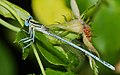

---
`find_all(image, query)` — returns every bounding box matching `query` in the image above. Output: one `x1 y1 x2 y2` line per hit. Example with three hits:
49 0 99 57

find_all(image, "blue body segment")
48 33 115 70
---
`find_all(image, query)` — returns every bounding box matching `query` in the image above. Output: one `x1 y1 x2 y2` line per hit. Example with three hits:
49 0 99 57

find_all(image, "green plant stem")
0 18 20 32
0 0 23 27
32 44 46 75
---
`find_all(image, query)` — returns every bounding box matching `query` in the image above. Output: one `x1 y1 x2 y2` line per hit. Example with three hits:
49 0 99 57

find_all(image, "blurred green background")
0 38 17 75
0 0 120 75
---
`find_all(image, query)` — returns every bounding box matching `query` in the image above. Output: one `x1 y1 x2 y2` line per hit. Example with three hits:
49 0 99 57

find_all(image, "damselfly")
19 16 115 71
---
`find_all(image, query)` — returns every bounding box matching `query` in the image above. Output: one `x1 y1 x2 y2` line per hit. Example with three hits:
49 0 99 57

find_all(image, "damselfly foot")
19 37 34 51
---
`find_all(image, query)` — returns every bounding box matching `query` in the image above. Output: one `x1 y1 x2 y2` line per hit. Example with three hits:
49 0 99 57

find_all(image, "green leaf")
76 0 98 13
0 0 30 26
45 68 75 75
36 32 68 66
5 1 30 20
66 0 98 14
14 30 25 43
0 5 14 19
61 44 85 73
0 0 30 20
81 0 103 24
0 18 20 32
67 51 79 69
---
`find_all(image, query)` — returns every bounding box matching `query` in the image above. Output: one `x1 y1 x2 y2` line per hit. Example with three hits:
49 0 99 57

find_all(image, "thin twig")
32 44 46 75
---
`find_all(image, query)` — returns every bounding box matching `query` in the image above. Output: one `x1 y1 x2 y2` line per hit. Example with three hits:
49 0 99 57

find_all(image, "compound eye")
25 20 29 26
24 16 33 26
28 16 33 20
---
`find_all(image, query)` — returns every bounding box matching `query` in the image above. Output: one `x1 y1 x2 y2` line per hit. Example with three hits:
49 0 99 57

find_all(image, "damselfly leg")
19 26 35 50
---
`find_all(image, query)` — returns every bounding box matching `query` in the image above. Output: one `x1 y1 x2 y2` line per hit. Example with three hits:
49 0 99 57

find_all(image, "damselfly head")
24 16 33 26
